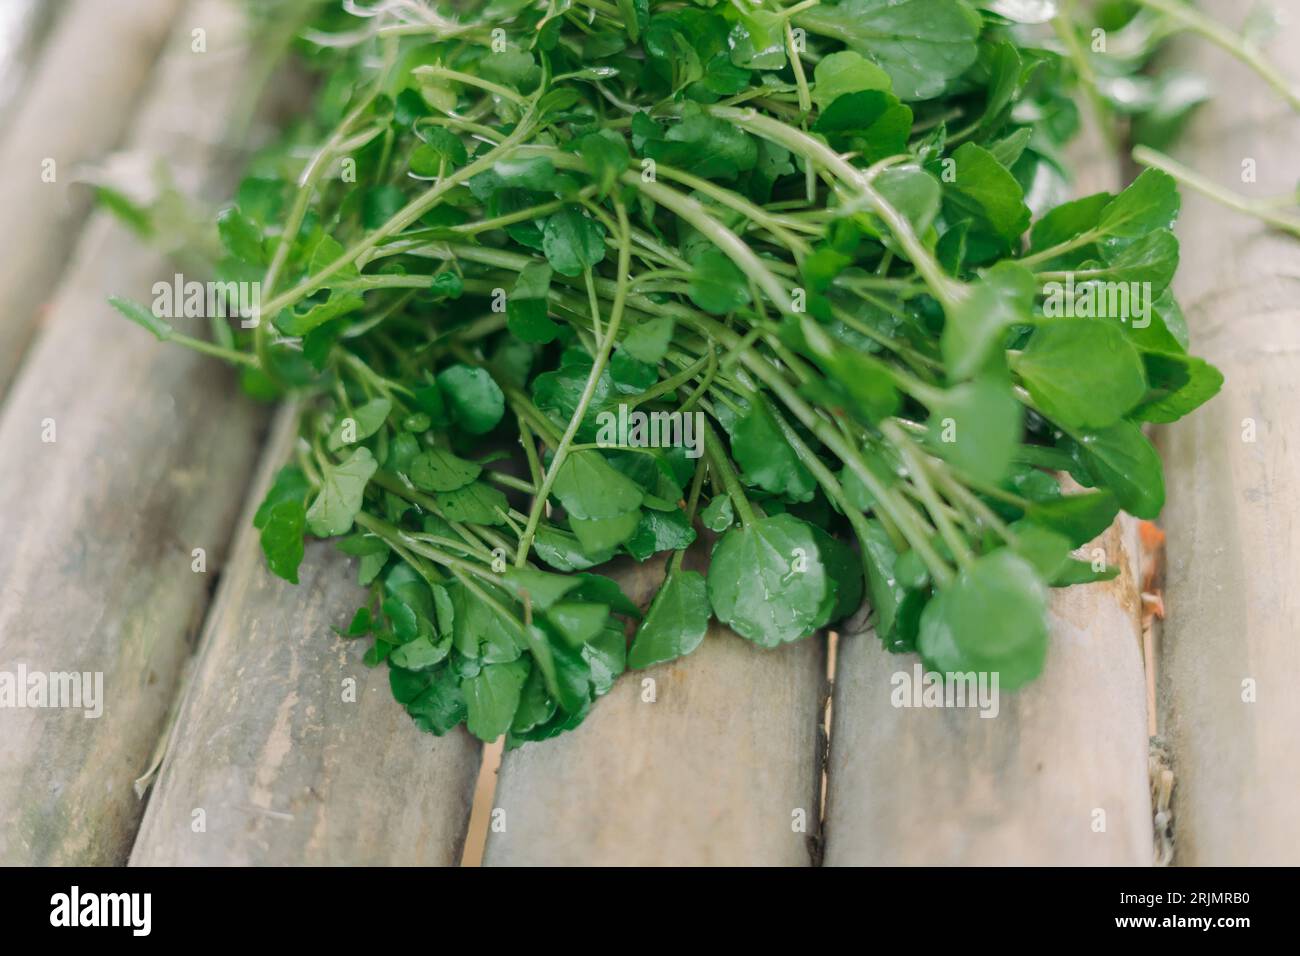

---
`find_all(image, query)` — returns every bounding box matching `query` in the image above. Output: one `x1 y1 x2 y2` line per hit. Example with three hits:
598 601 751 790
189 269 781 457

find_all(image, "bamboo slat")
129 410 483 866
0 0 264 865
0 0 182 394
821 116 1153 866
483 551 825 866
1154 0 1300 865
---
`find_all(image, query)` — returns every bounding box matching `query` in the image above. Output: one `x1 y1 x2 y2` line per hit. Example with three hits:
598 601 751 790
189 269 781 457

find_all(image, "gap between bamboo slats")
1154 0 1300 865
0 0 266 866
129 409 483 865
821 113 1154 865
0 0 183 396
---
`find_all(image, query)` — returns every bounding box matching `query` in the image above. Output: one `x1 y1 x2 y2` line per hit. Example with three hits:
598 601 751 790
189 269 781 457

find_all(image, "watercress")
111 0 1238 746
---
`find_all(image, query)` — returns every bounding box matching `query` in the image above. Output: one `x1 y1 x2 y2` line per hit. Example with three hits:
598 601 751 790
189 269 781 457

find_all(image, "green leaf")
621 316 675 364
628 570 711 668
334 606 372 638
1075 420 1166 519
782 315 901 423
570 573 641 618
533 525 617 571
570 509 642 552
390 665 435 704
626 507 697 561
412 379 447 421
1014 320 1147 429
731 400 817 502
986 127 1031 168
1029 191 1111 253
707 514 829 647
217 207 266 265
812 50 892 110
430 271 464 299
701 494 735 531
1094 229 1180 293
870 165 941 239
858 520 908 642
437 364 505 434
582 623 626 696
551 450 644 519
918 549 1049 689
542 207 606 276
327 398 391 451
405 667 466 735
942 261 1035 380
1098 169 1179 240
730 9 786 70
254 465 310 529
510 665 557 735
1120 289 1189 354
434 481 509 525
796 0 981 101
813 90 913 164
1008 522 1072 582
503 567 584 610
507 262 559 343
636 106 758 181
306 447 378 537
978 41 1021 129
943 142 1031 244
688 248 751 314
260 499 306 584
546 601 610 647
463 659 530 741
811 526 865 625
362 185 406 229
1051 557 1120 586
447 581 521 662
518 623 587 715
1025 489 1120 548
925 375 1022 484
390 633 451 671
1132 353 1224 424
273 236 363 336
409 447 481 492
577 129 630 197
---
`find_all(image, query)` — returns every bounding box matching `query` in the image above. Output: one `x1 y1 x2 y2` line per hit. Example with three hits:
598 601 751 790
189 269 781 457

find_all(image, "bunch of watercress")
112 0 1227 747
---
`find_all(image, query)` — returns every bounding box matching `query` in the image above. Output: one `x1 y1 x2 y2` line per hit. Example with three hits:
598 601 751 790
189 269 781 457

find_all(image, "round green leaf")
628 570 711 669
707 514 830 647
917 549 1049 689
543 207 606 276
437 364 505 434
1015 319 1147 429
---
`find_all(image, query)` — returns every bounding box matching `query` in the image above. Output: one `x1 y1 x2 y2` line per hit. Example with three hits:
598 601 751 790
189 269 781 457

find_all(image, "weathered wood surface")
130 411 483 866
1154 0 1300 865
0 0 182 395
0 0 266 865
822 122 1153 865
824 520 1149 865
0 0 59 126
484 550 825 866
